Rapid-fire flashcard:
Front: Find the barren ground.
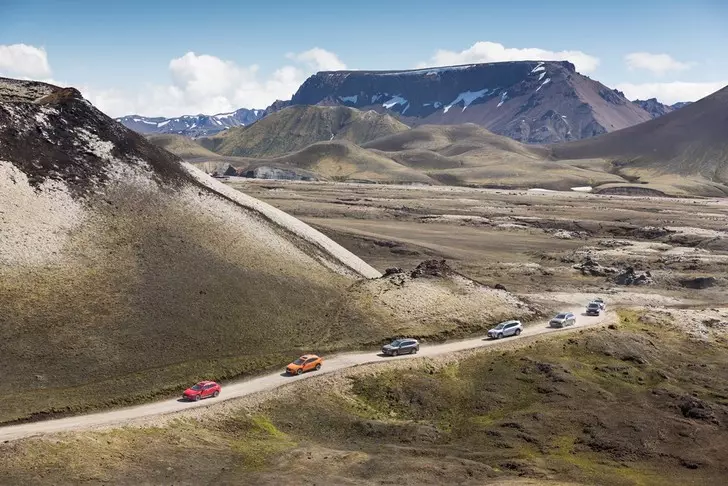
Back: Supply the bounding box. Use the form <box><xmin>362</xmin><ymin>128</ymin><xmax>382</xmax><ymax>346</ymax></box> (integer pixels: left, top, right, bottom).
<box><xmin>1</xmin><ymin>180</ymin><xmax>727</xmax><ymax>485</ymax></box>
<box><xmin>233</xmin><ymin>180</ymin><xmax>728</xmax><ymax>300</ymax></box>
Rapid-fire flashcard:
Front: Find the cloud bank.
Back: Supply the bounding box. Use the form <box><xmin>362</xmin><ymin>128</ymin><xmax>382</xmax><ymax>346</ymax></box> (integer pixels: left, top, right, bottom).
<box><xmin>417</xmin><ymin>41</ymin><xmax>600</xmax><ymax>74</ymax></box>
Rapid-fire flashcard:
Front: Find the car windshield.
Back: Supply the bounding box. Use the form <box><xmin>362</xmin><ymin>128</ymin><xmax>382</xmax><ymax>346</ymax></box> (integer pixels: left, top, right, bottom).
<box><xmin>494</xmin><ymin>323</ymin><xmax>506</xmax><ymax>330</ymax></box>
<box><xmin>588</xmin><ymin>303</ymin><xmax>599</xmax><ymax>308</ymax></box>
<box><xmin>390</xmin><ymin>340</ymin><xmax>404</xmax><ymax>347</ymax></box>
<box><xmin>555</xmin><ymin>314</ymin><xmax>567</xmax><ymax>319</ymax></box>
<box><xmin>293</xmin><ymin>358</ymin><xmax>305</xmax><ymax>365</ymax></box>
<box><xmin>191</xmin><ymin>384</ymin><xmax>203</xmax><ymax>391</ymax></box>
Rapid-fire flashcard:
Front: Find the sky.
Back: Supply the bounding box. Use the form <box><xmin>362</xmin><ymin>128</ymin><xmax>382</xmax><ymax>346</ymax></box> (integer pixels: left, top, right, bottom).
<box><xmin>1</xmin><ymin>0</ymin><xmax>727</xmax><ymax>117</ymax></box>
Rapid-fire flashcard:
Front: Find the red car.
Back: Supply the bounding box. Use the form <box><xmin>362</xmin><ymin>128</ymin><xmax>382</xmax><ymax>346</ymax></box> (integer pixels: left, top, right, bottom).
<box><xmin>182</xmin><ymin>380</ymin><xmax>221</xmax><ymax>401</ymax></box>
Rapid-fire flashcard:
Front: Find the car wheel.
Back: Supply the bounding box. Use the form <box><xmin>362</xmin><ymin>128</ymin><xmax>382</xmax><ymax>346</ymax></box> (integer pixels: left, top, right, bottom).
<box><xmin>497</xmin><ymin>333</ymin><xmax>503</xmax><ymax>339</ymax></box>
<box><xmin>213</xmin><ymin>390</ymin><xmax>219</xmax><ymax>398</ymax></box>
<box><xmin>315</xmin><ymin>363</ymin><xmax>321</xmax><ymax>371</ymax></box>
<box><xmin>296</xmin><ymin>368</ymin><xmax>303</xmax><ymax>375</ymax></box>
<box><xmin>194</xmin><ymin>395</ymin><xmax>201</xmax><ymax>402</ymax></box>
<box><xmin>413</xmin><ymin>347</ymin><xmax>419</xmax><ymax>354</ymax></box>
<box><xmin>515</xmin><ymin>329</ymin><xmax>521</xmax><ymax>336</ymax></box>
<box><xmin>392</xmin><ymin>350</ymin><xmax>399</xmax><ymax>357</ymax></box>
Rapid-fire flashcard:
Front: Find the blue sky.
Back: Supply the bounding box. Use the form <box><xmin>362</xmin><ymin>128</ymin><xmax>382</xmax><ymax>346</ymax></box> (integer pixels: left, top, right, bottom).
<box><xmin>1</xmin><ymin>0</ymin><xmax>726</xmax><ymax>116</ymax></box>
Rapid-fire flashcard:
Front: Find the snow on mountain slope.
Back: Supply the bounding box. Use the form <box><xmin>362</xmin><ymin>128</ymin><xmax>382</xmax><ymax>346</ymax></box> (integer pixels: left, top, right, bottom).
<box><xmin>277</xmin><ymin>61</ymin><xmax>654</xmax><ymax>144</ymax></box>
<box><xmin>116</xmin><ymin>107</ymin><xmax>264</xmax><ymax>137</ymax></box>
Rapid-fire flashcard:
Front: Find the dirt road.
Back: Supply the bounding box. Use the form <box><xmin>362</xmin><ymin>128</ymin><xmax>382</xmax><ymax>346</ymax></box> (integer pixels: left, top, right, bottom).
<box><xmin>0</xmin><ymin>307</ymin><xmax>614</xmax><ymax>443</ymax></box>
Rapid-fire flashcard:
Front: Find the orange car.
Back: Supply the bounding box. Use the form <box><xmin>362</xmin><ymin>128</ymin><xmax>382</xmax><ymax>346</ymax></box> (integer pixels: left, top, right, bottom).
<box><xmin>286</xmin><ymin>354</ymin><xmax>323</xmax><ymax>375</ymax></box>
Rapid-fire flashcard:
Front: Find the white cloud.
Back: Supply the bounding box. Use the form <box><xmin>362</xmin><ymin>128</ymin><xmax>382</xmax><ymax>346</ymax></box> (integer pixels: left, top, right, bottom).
<box><xmin>0</xmin><ymin>43</ymin><xmax>52</xmax><ymax>78</ymax></box>
<box><xmin>417</xmin><ymin>41</ymin><xmax>600</xmax><ymax>73</ymax></box>
<box><xmin>286</xmin><ymin>47</ymin><xmax>347</xmax><ymax>71</ymax></box>
<box><xmin>82</xmin><ymin>47</ymin><xmax>346</xmax><ymax>117</ymax></box>
<box><xmin>624</xmin><ymin>52</ymin><xmax>692</xmax><ymax>76</ymax></box>
<box><xmin>615</xmin><ymin>81</ymin><xmax>725</xmax><ymax>104</ymax></box>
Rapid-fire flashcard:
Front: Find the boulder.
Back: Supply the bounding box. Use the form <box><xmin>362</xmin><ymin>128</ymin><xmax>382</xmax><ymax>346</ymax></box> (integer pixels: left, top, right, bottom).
<box><xmin>410</xmin><ymin>259</ymin><xmax>454</xmax><ymax>279</ymax></box>
<box><xmin>615</xmin><ymin>267</ymin><xmax>653</xmax><ymax>285</ymax></box>
<box><xmin>573</xmin><ymin>255</ymin><xmax>618</xmax><ymax>277</ymax></box>
<box><xmin>679</xmin><ymin>277</ymin><xmax>717</xmax><ymax>289</ymax></box>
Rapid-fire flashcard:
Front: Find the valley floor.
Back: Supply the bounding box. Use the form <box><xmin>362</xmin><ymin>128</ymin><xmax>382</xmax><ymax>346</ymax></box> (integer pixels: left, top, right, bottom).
<box><xmin>1</xmin><ymin>180</ymin><xmax>727</xmax><ymax>485</ymax></box>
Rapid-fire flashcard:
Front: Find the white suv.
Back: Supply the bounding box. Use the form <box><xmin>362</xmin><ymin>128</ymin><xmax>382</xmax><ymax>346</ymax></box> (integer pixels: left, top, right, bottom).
<box><xmin>549</xmin><ymin>312</ymin><xmax>576</xmax><ymax>328</ymax></box>
<box><xmin>487</xmin><ymin>320</ymin><xmax>523</xmax><ymax>339</ymax></box>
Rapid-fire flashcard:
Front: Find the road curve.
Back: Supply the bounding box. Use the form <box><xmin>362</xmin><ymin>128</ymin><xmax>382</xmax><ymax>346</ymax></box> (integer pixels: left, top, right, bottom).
<box><xmin>0</xmin><ymin>307</ymin><xmax>614</xmax><ymax>443</ymax></box>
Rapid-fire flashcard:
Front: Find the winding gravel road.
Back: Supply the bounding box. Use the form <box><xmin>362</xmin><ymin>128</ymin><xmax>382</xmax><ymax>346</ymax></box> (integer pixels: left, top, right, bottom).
<box><xmin>0</xmin><ymin>307</ymin><xmax>614</xmax><ymax>443</ymax></box>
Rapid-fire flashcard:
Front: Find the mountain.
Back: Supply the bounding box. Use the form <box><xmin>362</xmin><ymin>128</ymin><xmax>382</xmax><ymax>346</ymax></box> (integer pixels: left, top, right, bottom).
<box><xmin>275</xmin><ymin>61</ymin><xmax>654</xmax><ymax>144</ymax></box>
<box><xmin>0</xmin><ymin>77</ymin><xmax>531</xmax><ymax>423</ymax></box>
<box><xmin>550</xmin><ymin>84</ymin><xmax>728</xmax><ymax>196</ymax></box>
<box><xmin>633</xmin><ymin>98</ymin><xmax>691</xmax><ymax>119</ymax></box>
<box><xmin>198</xmin><ymin>105</ymin><xmax>410</xmax><ymax>157</ymax></box>
<box><xmin>116</xmin><ymin>107</ymin><xmax>264</xmax><ymax>137</ymax></box>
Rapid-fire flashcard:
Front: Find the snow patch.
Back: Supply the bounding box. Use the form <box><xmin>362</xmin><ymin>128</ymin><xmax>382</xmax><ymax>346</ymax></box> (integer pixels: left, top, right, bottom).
<box><xmin>382</xmin><ymin>95</ymin><xmax>407</xmax><ymax>109</ymax></box>
<box><xmin>571</xmin><ymin>186</ymin><xmax>593</xmax><ymax>192</ymax></box>
<box><xmin>535</xmin><ymin>78</ymin><xmax>551</xmax><ymax>92</ymax></box>
<box><xmin>497</xmin><ymin>91</ymin><xmax>508</xmax><ymax>108</ymax></box>
<box><xmin>538</xmin><ymin>72</ymin><xmax>546</xmax><ymax>81</ymax></box>
<box><xmin>339</xmin><ymin>95</ymin><xmax>358</xmax><ymax>103</ymax></box>
<box><xmin>377</xmin><ymin>65</ymin><xmax>475</xmax><ymax>76</ymax></box>
<box><xmin>531</xmin><ymin>63</ymin><xmax>545</xmax><ymax>73</ymax></box>
<box><xmin>443</xmin><ymin>88</ymin><xmax>490</xmax><ymax>113</ymax></box>
<box><xmin>157</xmin><ymin>120</ymin><xmax>170</xmax><ymax>128</ymax></box>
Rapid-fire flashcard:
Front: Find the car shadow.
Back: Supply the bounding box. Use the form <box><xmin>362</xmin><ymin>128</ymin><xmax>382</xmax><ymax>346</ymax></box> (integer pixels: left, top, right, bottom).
<box><xmin>280</xmin><ymin>372</ymin><xmax>294</xmax><ymax>377</ymax></box>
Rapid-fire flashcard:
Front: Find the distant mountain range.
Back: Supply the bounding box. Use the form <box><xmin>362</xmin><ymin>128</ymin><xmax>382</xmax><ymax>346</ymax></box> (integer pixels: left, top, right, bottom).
<box><xmin>118</xmin><ymin>61</ymin><xmax>691</xmax><ymax>144</ymax></box>
<box><xmin>633</xmin><ymin>98</ymin><xmax>693</xmax><ymax>118</ymax></box>
<box><xmin>115</xmin><ymin>108</ymin><xmax>264</xmax><ymax>137</ymax></box>
<box><xmin>149</xmin><ymin>79</ymin><xmax>726</xmax><ymax>197</ymax></box>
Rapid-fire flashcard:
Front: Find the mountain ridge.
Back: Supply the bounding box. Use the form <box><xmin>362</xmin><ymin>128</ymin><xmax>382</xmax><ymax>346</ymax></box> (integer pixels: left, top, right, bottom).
<box><xmin>275</xmin><ymin>60</ymin><xmax>654</xmax><ymax>144</ymax></box>
<box><xmin>116</xmin><ymin>107</ymin><xmax>264</xmax><ymax>137</ymax></box>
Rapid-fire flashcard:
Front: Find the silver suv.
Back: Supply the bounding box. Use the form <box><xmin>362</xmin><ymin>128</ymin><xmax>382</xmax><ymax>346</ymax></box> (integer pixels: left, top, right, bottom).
<box><xmin>487</xmin><ymin>320</ymin><xmax>523</xmax><ymax>339</ymax></box>
<box><xmin>549</xmin><ymin>312</ymin><xmax>576</xmax><ymax>328</ymax></box>
<box><xmin>381</xmin><ymin>338</ymin><xmax>419</xmax><ymax>356</ymax></box>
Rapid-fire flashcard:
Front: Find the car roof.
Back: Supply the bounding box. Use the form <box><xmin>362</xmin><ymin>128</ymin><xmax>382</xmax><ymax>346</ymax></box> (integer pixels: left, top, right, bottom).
<box><xmin>299</xmin><ymin>354</ymin><xmax>319</xmax><ymax>360</ymax></box>
<box><xmin>197</xmin><ymin>380</ymin><xmax>216</xmax><ymax>385</ymax></box>
<box><xmin>501</xmin><ymin>320</ymin><xmax>520</xmax><ymax>325</ymax></box>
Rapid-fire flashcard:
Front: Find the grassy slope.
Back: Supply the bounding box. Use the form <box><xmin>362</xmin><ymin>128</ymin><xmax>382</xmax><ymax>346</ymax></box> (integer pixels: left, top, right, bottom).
<box><xmin>3</xmin><ymin>311</ymin><xmax>727</xmax><ymax>485</ymax></box>
<box><xmin>145</xmin><ymin>133</ymin><xmax>219</xmax><ymax>159</ymax></box>
<box><xmin>200</xmin><ymin>105</ymin><xmax>410</xmax><ymax>158</ymax></box>
<box><xmin>0</xmin><ymin>170</ymin><xmax>382</xmax><ymax>423</ymax></box>
<box><xmin>549</xmin><ymin>85</ymin><xmax>728</xmax><ymax>196</ymax></box>
<box><xmin>362</xmin><ymin>124</ymin><xmax>623</xmax><ymax>189</ymax></box>
<box><xmin>0</xmin><ymin>80</ymin><xmax>532</xmax><ymax>424</ymax></box>
<box><xmin>241</xmin><ymin>140</ymin><xmax>438</xmax><ymax>184</ymax></box>
<box><xmin>0</xmin><ymin>173</ymin><xmax>531</xmax><ymax>423</ymax></box>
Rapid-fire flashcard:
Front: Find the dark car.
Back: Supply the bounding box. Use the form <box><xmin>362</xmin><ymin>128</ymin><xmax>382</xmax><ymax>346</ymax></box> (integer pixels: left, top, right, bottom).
<box><xmin>586</xmin><ymin>302</ymin><xmax>601</xmax><ymax>316</ymax></box>
<box><xmin>381</xmin><ymin>338</ymin><xmax>419</xmax><ymax>356</ymax></box>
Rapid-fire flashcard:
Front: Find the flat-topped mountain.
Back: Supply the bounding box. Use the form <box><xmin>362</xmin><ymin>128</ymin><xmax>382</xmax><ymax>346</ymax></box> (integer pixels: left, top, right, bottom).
<box><xmin>278</xmin><ymin>61</ymin><xmax>654</xmax><ymax>144</ymax></box>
